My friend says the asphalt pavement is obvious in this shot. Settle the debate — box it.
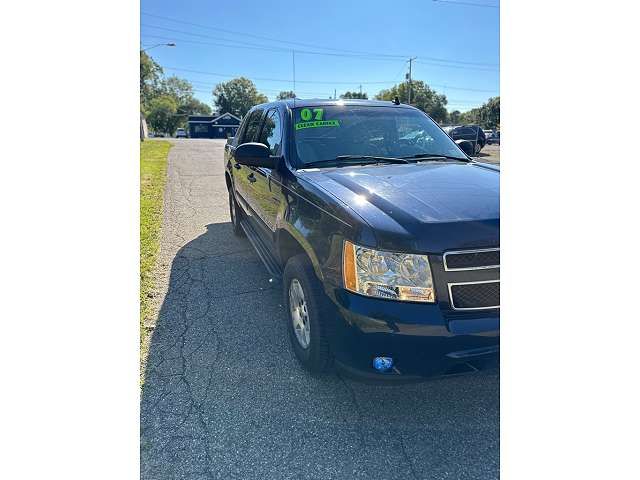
[140,138,499,480]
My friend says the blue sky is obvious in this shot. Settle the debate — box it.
[141,0,499,112]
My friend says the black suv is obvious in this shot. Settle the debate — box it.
[225,99,499,380]
[447,125,486,155]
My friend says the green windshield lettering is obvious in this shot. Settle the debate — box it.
[300,108,312,121]
[295,120,340,130]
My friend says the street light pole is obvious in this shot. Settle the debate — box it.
[141,43,176,52]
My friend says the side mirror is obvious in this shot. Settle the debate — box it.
[456,139,474,156]
[235,142,278,168]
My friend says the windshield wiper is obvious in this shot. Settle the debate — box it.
[302,155,410,169]
[401,153,469,162]
[336,155,409,164]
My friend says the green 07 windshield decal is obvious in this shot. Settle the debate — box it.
[295,120,340,130]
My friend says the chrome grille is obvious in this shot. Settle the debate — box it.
[443,248,499,271]
[448,281,500,310]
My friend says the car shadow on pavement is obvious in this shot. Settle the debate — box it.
[141,221,499,480]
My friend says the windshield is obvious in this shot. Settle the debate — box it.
[292,105,467,166]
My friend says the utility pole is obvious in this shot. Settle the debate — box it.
[407,57,417,105]
[359,84,362,96]
[334,88,336,100]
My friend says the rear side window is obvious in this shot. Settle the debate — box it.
[258,109,283,155]
[239,109,264,143]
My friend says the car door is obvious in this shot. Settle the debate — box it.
[231,108,265,215]
[245,108,284,248]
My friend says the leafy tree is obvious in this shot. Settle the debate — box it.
[140,52,163,112]
[376,81,448,123]
[276,90,296,100]
[158,77,213,128]
[459,97,500,129]
[161,76,194,106]
[213,77,268,118]
[146,95,179,135]
[340,91,368,99]
[448,110,462,125]
[178,97,212,117]
[482,96,500,129]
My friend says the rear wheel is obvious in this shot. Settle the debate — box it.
[228,188,245,237]
[283,254,333,373]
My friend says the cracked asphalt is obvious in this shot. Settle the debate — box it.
[140,138,499,480]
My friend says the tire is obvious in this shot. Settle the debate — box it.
[228,188,245,237]
[474,142,481,155]
[283,254,333,373]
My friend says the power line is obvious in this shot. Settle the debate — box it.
[142,25,294,53]
[142,27,498,70]
[140,31,402,62]
[141,11,498,67]
[141,12,406,57]
[413,60,497,72]
[142,31,497,71]
[162,66,399,85]
[162,65,499,93]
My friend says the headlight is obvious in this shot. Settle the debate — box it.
[342,240,435,302]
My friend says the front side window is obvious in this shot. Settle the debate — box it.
[240,109,263,143]
[259,109,283,155]
[292,106,467,166]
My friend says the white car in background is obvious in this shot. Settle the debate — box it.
[176,128,187,138]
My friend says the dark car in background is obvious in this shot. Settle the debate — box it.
[225,99,499,381]
[486,131,500,145]
[447,125,486,155]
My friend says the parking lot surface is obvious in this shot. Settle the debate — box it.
[140,138,499,480]
[475,144,500,164]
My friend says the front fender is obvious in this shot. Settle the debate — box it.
[278,198,353,293]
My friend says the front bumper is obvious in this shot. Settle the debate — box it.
[329,289,499,380]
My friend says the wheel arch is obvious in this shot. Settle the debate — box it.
[277,227,324,282]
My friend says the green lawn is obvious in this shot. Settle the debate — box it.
[140,140,171,380]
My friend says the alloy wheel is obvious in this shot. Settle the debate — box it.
[289,279,310,349]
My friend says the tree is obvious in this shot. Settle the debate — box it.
[179,97,212,117]
[482,96,500,129]
[140,52,163,112]
[276,90,296,100]
[146,95,179,135]
[340,91,368,99]
[459,97,500,129]
[161,76,194,106]
[375,81,449,123]
[213,77,268,118]
[448,110,462,125]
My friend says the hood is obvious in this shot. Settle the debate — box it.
[298,161,499,252]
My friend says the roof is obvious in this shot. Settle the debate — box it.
[257,98,417,110]
[187,112,242,124]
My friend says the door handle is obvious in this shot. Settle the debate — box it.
[233,163,242,170]
[247,173,256,183]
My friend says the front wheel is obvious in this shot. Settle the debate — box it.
[283,254,333,373]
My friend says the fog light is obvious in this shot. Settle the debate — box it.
[373,356,393,372]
